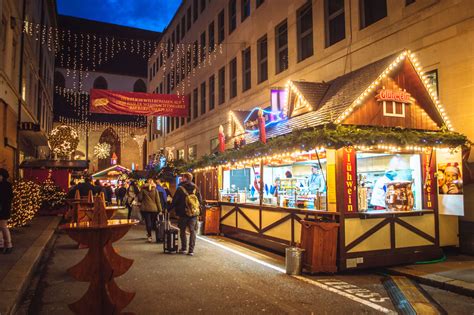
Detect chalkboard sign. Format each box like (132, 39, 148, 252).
(230, 169, 250, 190)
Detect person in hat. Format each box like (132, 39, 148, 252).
(308, 164, 326, 194)
(370, 170, 398, 210)
(0, 168, 13, 254)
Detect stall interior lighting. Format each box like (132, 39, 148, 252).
(334, 50, 454, 131)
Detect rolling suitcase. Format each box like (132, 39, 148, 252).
(162, 211, 179, 253)
(155, 213, 166, 243)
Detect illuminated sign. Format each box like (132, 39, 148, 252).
(422, 150, 436, 209)
(342, 147, 357, 212)
(243, 107, 286, 133)
(375, 88, 412, 103)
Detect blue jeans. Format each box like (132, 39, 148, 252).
(178, 216, 198, 252)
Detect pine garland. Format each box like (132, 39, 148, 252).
(184, 124, 470, 170)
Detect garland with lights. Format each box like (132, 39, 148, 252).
(8, 180, 42, 228)
(186, 124, 470, 171)
(48, 125, 80, 159)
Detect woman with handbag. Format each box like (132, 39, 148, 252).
(125, 181, 141, 221)
(138, 178, 163, 243)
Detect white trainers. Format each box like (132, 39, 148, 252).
(147, 236, 153, 243)
(178, 249, 187, 254)
(187, 252, 194, 256)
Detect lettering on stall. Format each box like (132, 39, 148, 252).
(343, 147, 357, 212)
(422, 150, 436, 209)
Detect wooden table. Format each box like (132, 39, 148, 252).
(60, 219, 138, 314)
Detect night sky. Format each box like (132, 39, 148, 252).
(57, 0, 182, 32)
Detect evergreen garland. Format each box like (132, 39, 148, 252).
(184, 125, 470, 170)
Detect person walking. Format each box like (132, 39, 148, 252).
(104, 182, 113, 205)
(75, 176, 95, 197)
(170, 172, 203, 256)
(0, 168, 14, 254)
(93, 179, 104, 196)
(155, 178, 168, 211)
(125, 181, 140, 220)
(138, 178, 162, 242)
(116, 184, 127, 206)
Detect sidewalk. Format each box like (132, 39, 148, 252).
(0, 216, 61, 315)
(386, 254, 474, 297)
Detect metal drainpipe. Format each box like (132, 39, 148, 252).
(15, 0, 27, 179)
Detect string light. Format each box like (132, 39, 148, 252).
(48, 125, 80, 159)
(94, 142, 112, 159)
(8, 180, 42, 228)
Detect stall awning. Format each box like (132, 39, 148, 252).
(92, 165, 131, 179)
(19, 159, 89, 170)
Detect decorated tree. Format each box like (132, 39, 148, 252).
(8, 180, 42, 228)
(40, 178, 67, 213)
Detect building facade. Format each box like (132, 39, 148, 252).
(53, 16, 161, 172)
(0, 0, 57, 177)
(146, 0, 474, 250)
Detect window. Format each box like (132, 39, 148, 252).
(166, 72, 171, 94)
(188, 145, 197, 161)
(201, 81, 206, 115)
(93, 76, 108, 89)
(54, 71, 65, 88)
(325, 0, 345, 47)
(200, 31, 206, 62)
(166, 117, 171, 134)
(201, 0, 206, 12)
(229, 0, 236, 34)
(149, 67, 152, 80)
(218, 9, 225, 44)
(193, 88, 198, 118)
(159, 51, 163, 67)
(425, 69, 439, 98)
(171, 31, 176, 52)
(257, 0, 265, 8)
(297, 2, 313, 62)
(257, 35, 268, 83)
(187, 6, 192, 30)
(383, 100, 406, 118)
(170, 68, 175, 91)
(181, 15, 186, 39)
(181, 56, 186, 80)
(275, 20, 288, 74)
(193, 0, 198, 22)
(187, 93, 191, 122)
(176, 117, 180, 129)
(406, 0, 416, 5)
(210, 137, 219, 153)
(167, 38, 171, 58)
(241, 0, 250, 22)
(242, 47, 251, 92)
(171, 115, 175, 131)
(178, 149, 185, 160)
(133, 79, 146, 92)
(360, 0, 387, 29)
(159, 82, 163, 94)
(176, 25, 180, 44)
(187, 48, 192, 73)
(218, 66, 225, 104)
(230, 57, 237, 98)
(209, 75, 215, 111)
(209, 21, 215, 52)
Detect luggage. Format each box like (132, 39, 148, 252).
(163, 228, 179, 253)
(155, 213, 166, 243)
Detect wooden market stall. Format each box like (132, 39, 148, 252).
(192, 50, 469, 272)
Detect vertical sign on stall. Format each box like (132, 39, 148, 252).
(436, 148, 464, 216)
(342, 147, 357, 212)
(421, 149, 437, 210)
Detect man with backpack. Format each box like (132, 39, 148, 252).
(170, 172, 202, 256)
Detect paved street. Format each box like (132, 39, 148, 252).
(17, 222, 474, 315)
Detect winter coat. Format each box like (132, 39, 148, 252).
(171, 182, 202, 218)
(138, 184, 163, 213)
(75, 182, 95, 197)
(0, 180, 13, 220)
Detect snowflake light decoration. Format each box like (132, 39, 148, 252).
(94, 142, 111, 159)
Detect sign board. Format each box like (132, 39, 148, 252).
(341, 147, 357, 212)
(243, 107, 286, 133)
(436, 148, 464, 216)
(90, 89, 188, 117)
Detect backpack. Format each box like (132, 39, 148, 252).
(180, 186, 201, 217)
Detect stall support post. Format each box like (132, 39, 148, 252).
(259, 161, 264, 207)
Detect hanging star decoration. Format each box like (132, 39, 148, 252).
(48, 125, 79, 159)
(94, 142, 111, 159)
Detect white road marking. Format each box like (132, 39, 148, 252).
(197, 235, 395, 314)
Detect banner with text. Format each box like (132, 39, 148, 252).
(90, 89, 188, 117)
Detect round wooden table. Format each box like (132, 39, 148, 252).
(60, 219, 138, 314)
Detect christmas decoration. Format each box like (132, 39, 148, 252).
(94, 142, 111, 159)
(218, 125, 225, 153)
(258, 109, 267, 144)
(48, 125, 79, 159)
(39, 178, 67, 212)
(8, 180, 42, 228)
(188, 124, 470, 172)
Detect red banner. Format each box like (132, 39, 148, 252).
(422, 149, 437, 210)
(90, 89, 188, 117)
(341, 147, 357, 212)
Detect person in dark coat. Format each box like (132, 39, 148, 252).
(116, 184, 127, 206)
(75, 176, 95, 197)
(0, 168, 14, 254)
(66, 180, 77, 199)
(170, 172, 203, 256)
(93, 179, 104, 196)
(104, 183, 113, 205)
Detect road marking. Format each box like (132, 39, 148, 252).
(197, 235, 395, 314)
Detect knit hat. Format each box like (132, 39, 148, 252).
(445, 163, 460, 175)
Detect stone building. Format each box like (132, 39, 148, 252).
(0, 0, 57, 177)
(146, 0, 474, 252)
(53, 15, 161, 173)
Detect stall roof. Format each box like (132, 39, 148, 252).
(19, 159, 89, 170)
(92, 165, 131, 179)
(241, 50, 450, 144)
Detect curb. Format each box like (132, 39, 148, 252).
(385, 267, 474, 298)
(0, 217, 61, 315)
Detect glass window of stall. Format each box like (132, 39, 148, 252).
(262, 152, 327, 210)
(220, 164, 260, 204)
(356, 152, 422, 212)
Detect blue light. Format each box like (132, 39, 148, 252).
(243, 107, 287, 133)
